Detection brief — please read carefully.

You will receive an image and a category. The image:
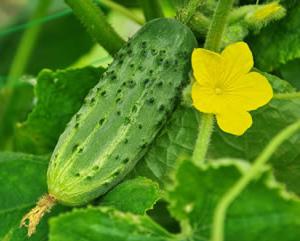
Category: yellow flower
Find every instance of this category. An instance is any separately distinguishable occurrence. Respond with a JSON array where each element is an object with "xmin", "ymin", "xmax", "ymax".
[{"xmin": 191, "ymin": 42, "xmax": 273, "ymax": 136}]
